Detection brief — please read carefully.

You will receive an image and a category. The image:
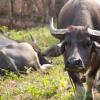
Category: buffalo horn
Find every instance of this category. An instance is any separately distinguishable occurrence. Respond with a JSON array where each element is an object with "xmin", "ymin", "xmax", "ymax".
[
  {"xmin": 88, "ymin": 28, "xmax": 100, "ymax": 43},
  {"xmin": 50, "ymin": 17, "xmax": 70, "ymax": 39}
]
